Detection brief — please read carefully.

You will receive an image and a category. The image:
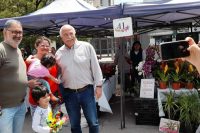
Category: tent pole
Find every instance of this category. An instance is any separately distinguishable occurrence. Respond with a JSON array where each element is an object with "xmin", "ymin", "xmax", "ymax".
[{"xmin": 120, "ymin": 38, "xmax": 126, "ymax": 129}]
